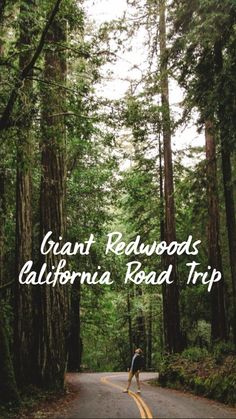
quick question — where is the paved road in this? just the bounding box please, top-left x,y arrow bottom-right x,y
55,372 -> 236,419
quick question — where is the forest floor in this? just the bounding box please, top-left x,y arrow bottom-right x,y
0,381 -> 79,419
7,372 -> 235,419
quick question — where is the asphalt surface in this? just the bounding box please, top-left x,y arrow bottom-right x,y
55,372 -> 236,419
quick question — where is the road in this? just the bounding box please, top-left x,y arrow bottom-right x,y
54,372 -> 236,419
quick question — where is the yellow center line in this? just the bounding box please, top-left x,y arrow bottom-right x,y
100,376 -> 146,418
100,375 -> 153,419
131,392 -> 153,419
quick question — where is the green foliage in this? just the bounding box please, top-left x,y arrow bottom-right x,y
158,348 -> 236,405
170,0 -> 236,141
181,346 -> 209,362
213,342 -> 236,364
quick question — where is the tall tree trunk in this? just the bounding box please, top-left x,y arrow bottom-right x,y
0,304 -> 20,406
0,168 -> 19,402
0,0 -> 7,287
214,42 -> 236,344
158,131 -> 165,245
134,288 -> 146,358
0,169 -> 6,286
134,312 -> 146,354
147,302 -> 152,369
68,283 -> 82,372
36,14 -> 69,389
14,0 -> 34,385
205,120 -> 227,341
159,0 -> 181,353
158,129 -> 167,350
127,290 -> 133,360
220,141 -> 236,343
0,160 -> 18,404
0,7 -> 20,403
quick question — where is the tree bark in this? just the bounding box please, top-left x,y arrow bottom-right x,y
0,157 -> 19,398
220,143 -> 236,344
0,0 -> 7,287
0,4 -> 20,404
14,0 -> 34,386
133,288 -> 146,359
0,148 -> 16,405
147,302 -> 152,369
0,168 -> 6,286
159,0 -> 181,353
158,129 -> 168,350
205,120 -> 227,341
127,291 -> 133,360
0,304 -> 20,406
214,42 -> 236,344
35,15 -> 69,389
134,312 -> 146,354
68,283 -> 82,372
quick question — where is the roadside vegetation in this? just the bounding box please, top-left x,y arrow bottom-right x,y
158,344 -> 236,405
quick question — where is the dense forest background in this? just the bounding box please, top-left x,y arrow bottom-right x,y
0,0 -> 236,412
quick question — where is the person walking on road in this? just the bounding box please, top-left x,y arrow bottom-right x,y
123,348 -> 144,394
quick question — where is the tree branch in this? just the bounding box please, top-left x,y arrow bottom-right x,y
0,0 -> 63,132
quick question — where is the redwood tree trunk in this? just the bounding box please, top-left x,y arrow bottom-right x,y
14,0 -> 34,385
147,302 -> 152,369
0,0 -> 7,287
127,291 -> 133,360
133,288 -> 146,358
36,16 -> 69,389
68,282 -> 82,372
205,120 -> 227,341
214,42 -> 236,344
0,4 -> 20,403
0,169 -> 6,286
159,0 -> 181,353
0,146 -> 19,407
159,130 -> 167,349
0,305 -> 20,406
220,141 -> 236,343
